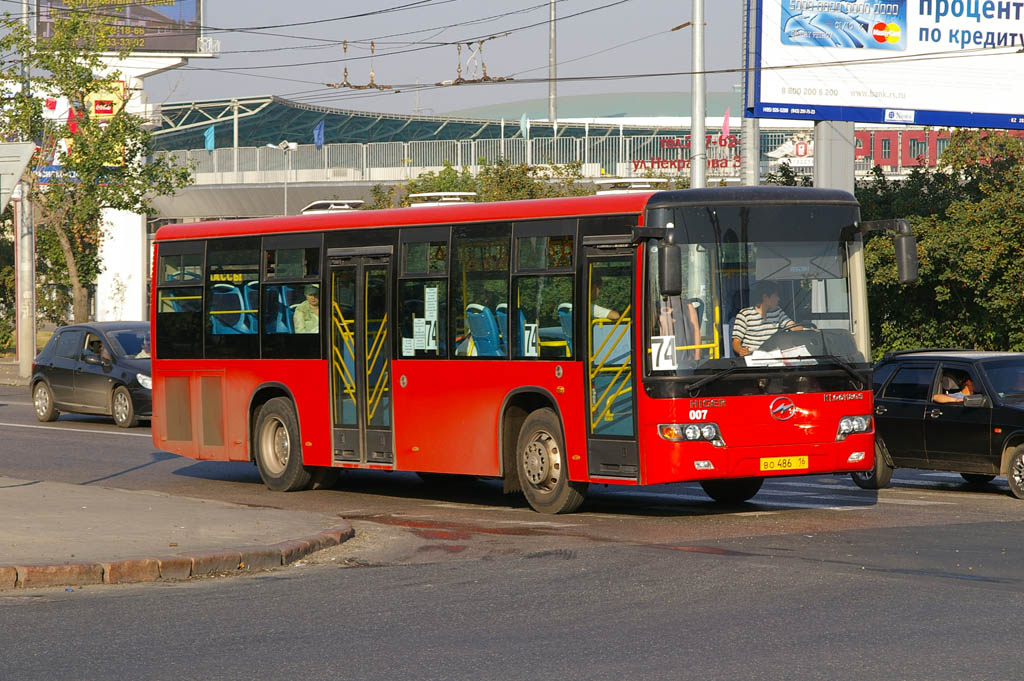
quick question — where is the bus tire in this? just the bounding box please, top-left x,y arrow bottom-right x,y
516,408 -> 587,514
851,439 -> 894,490
254,397 -> 313,492
699,477 -> 764,504
1008,447 -> 1024,500
33,381 -> 59,422
111,385 -> 138,428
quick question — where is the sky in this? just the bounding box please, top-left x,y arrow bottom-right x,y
141,0 -> 744,115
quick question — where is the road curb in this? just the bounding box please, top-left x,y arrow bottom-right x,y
0,524 -> 354,591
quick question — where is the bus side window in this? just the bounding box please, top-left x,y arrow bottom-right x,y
451,232 -> 510,358
513,275 -> 574,359
398,280 -> 447,358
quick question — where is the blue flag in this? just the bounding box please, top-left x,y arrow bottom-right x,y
313,119 -> 325,149
204,124 -> 215,151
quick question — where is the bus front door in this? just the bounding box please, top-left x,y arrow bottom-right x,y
329,254 -> 394,466
584,251 -> 639,479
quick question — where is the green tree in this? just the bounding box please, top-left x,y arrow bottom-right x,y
0,204 -> 14,350
863,132 -> 1024,356
0,9 -> 191,323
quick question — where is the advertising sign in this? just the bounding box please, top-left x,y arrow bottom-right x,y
746,0 -> 1024,128
36,0 -> 203,54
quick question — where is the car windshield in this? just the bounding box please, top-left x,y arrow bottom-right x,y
982,358 -> 1024,401
108,328 -> 151,359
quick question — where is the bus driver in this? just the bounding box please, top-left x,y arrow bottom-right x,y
731,280 -> 802,357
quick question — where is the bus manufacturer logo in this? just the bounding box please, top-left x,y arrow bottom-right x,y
769,397 -> 796,421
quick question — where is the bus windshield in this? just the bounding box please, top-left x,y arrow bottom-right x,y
644,203 -> 868,385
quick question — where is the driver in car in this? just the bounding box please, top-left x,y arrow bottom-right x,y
731,280 -> 803,357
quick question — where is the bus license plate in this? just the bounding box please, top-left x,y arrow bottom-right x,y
759,456 -> 809,472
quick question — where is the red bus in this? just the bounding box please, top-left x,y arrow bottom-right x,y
150,186 -> 908,513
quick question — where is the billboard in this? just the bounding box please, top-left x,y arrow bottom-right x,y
36,0 -> 203,54
745,0 -> 1024,128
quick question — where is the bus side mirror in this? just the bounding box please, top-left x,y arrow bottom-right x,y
658,242 -> 682,296
860,218 -> 919,284
894,230 -> 918,284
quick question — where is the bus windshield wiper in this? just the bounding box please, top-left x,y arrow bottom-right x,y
685,365 -> 740,394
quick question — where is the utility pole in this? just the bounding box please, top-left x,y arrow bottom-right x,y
548,0 -> 557,127
17,0 -> 35,379
690,0 -> 706,189
741,4 -> 760,186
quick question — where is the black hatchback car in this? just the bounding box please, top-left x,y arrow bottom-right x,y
31,322 -> 152,428
852,350 -> 1024,499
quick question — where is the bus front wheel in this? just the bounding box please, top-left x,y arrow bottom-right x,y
516,408 -> 587,514
254,397 -> 313,492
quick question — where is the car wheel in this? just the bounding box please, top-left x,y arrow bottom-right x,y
516,408 -> 587,514
960,473 -> 996,485
851,439 -> 894,490
1008,447 -> 1024,500
699,477 -> 764,503
32,382 -> 59,422
254,397 -> 313,492
111,386 -> 138,428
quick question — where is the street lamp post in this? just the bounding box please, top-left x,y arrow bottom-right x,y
671,3 -> 705,189
267,140 -> 297,215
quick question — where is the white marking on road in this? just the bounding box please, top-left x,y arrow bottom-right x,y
875,497 -> 955,506
0,421 -> 152,438
0,400 -> 34,407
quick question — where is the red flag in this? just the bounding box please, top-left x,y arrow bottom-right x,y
722,107 -> 731,139
67,108 -> 80,134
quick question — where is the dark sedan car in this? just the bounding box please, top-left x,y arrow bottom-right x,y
31,321 -> 152,428
852,350 -> 1024,499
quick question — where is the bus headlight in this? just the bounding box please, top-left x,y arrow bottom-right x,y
659,423 -> 725,447
836,415 -> 872,441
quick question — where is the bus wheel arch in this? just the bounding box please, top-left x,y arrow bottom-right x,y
251,394 -> 313,492
514,406 -> 587,514
499,389 -> 560,495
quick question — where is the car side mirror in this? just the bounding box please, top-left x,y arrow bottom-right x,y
962,394 -> 989,408
83,354 -> 100,366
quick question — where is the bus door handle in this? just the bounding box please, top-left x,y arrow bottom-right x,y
874,406 -> 887,415
928,408 -> 943,419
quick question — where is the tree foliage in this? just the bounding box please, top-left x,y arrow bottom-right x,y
861,131 -> 1024,356
0,9 -> 191,323
398,159 -> 596,205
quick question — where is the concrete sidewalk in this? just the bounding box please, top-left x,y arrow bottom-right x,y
0,476 -> 353,590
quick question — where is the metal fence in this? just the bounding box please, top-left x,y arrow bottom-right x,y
167,131 -> 886,187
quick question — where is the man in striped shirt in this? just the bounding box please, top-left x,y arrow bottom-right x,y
731,281 -> 801,357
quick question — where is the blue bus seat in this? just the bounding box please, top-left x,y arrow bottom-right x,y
465,304 -> 503,357
557,303 -> 573,355
210,283 -> 254,335
495,303 -> 509,354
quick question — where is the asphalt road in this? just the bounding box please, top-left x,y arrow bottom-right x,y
1,385 -> 1022,680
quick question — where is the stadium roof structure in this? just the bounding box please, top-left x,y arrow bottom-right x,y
151,95 -> 731,151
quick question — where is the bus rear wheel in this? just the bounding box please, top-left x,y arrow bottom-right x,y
254,397 -> 313,492
699,477 -> 764,504
516,408 -> 587,514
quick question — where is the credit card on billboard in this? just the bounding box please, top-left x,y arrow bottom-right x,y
780,1 -> 907,50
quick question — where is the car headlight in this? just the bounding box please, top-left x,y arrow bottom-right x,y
836,415 -> 872,441
137,373 -> 152,390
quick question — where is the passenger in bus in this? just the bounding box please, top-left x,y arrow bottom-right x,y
731,280 -> 801,357
591,273 -> 620,321
293,284 -> 320,334
657,298 -> 701,360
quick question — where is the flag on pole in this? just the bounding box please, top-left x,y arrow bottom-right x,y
204,124 -> 215,151
722,107 -> 731,139
313,119 -> 325,148
520,113 -> 528,139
